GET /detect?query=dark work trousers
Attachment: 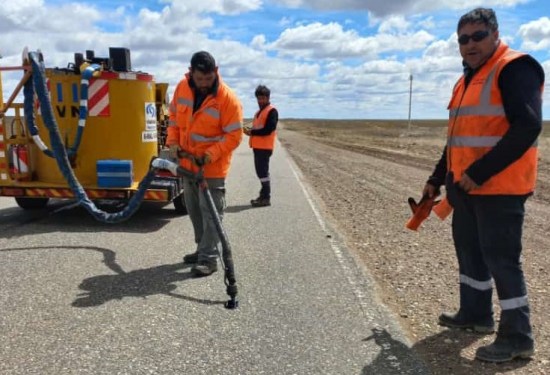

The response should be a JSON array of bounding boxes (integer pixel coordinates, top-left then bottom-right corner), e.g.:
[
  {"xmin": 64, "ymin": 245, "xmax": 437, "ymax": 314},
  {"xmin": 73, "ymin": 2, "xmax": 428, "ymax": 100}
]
[
  {"xmin": 253, "ymin": 148, "xmax": 273, "ymax": 199},
  {"xmin": 448, "ymin": 180, "xmax": 532, "ymax": 344}
]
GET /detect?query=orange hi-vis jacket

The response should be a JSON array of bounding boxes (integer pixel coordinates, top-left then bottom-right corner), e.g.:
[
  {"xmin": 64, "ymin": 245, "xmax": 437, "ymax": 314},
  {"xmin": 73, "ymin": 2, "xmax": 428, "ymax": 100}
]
[
  {"xmin": 166, "ymin": 73, "xmax": 243, "ymax": 178},
  {"xmin": 249, "ymin": 104, "xmax": 276, "ymax": 150},
  {"xmin": 447, "ymin": 43, "xmax": 540, "ymax": 195}
]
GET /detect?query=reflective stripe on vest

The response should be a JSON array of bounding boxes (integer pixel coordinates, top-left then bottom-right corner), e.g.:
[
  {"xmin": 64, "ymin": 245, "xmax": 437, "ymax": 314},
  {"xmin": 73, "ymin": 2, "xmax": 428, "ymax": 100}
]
[
  {"xmin": 204, "ymin": 107, "xmax": 220, "ymax": 119},
  {"xmin": 191, "ymin": 133, "xmax": 225, "ymax": 142},
  {"xmin": 177, "ymin": 97, "xmax": 193, "ymax": 108},
  {"xmin": 169, "ymin": 73, "xmax": 243, "ymax": 178},
  {"xmin": 224, "ymin": 122, "xmax": 241, "ymax": 133}
]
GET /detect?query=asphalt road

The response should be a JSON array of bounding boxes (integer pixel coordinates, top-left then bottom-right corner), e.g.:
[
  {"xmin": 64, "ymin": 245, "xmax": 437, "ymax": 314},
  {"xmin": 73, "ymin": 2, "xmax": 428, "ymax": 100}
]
[{"xmin": 0, "ymin": 141, "xmax": 430, "ymax": 374}]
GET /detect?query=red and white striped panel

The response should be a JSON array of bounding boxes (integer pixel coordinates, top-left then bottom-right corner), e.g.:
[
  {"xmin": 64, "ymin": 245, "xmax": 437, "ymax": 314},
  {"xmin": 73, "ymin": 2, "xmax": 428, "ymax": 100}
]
[{"xmin": 88, "ymin": 79, "xmax": 110, "ymax": 116}]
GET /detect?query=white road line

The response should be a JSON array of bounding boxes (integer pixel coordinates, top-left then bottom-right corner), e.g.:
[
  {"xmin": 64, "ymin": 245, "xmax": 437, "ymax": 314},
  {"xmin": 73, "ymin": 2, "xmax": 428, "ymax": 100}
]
[
  {"xmin": 283, "ymin": 149, "xmax": 374, "ymax": 322},
  {"xmin": 282, "ymin": 146, "xmax": 421, "ymax": 372}
]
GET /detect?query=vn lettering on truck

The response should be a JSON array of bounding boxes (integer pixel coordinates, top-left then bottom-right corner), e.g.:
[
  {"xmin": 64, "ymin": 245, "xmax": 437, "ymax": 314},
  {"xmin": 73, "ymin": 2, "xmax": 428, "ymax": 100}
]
[{"xmin": 55, "ymin": 105, "xmax": 80, "ymax": 118}]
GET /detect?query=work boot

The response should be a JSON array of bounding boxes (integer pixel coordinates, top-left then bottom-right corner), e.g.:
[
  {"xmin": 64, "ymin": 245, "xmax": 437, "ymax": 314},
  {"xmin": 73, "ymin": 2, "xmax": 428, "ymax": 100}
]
[
  {"xmin": 191, "ymin": 262, "xmax": 218, "ymax": 277},
  {"xmin": 183, "ymin": 252, "xmax": 199, "ymax": 264},
  {"xmin": 438, "ymin": 312, "xmax": 495, "ymax": 333},
  {"xmin": 475, "ymin": 337, "xmax": 534, "ymax": 363},
  {"xmin": 251, "ymin": 197, "xmax": 270, "ymax": 207}
]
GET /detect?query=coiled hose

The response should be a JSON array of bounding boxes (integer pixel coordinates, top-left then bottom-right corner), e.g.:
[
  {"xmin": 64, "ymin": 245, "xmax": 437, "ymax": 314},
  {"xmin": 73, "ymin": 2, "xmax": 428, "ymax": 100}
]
[
  {"xmin": 24, "ymin": 62, "xmax": 100, "ymax": 159},
  {"xmin": 23, "ymin": 51, "xmax": 155, "ymax": 223}
]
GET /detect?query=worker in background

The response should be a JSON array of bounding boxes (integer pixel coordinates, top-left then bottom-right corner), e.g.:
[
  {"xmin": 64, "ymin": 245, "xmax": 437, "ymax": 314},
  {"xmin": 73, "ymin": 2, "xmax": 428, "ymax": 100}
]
[
  {"xmin": 167, "ymin": 51, "xmax": 243, "ymax": 277},
  {"xmin": 244, "ymin": 85, "xmax": 279, "ymax": 207},
  {"xmin": 420, "ymin": 8, "xmax": 544, "ymax": 363}
]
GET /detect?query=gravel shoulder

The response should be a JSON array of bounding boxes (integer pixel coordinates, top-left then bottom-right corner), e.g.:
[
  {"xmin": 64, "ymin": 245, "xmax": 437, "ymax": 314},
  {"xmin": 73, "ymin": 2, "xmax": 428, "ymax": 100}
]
[{"xmin": 278, "ymin": 120, "xmax": 550, "ymax": 375}]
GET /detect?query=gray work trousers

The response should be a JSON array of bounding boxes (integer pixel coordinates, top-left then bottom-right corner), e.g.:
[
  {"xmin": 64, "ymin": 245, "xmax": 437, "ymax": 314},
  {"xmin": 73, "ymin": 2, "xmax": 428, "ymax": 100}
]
[{"xmin": 183, "ymin": 177, "xmax": 226, "ymax": 264}]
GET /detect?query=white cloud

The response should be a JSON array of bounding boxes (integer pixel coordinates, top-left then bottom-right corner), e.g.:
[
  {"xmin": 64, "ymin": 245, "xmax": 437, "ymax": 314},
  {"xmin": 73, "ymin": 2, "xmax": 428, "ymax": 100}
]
[
  {"xmin": 518, "ymin": 17, "xmax": 550, "ymax": 50},
  {"xmin": 378, "ymin": 16, "xmax": 410, "ymax": 33},
  {"xmin": 269, "ymin": 22, "xmax": 376, "ymax": 59},
  {"xmin": 251, "ymin": 34, "xmax": 268, "ymax": 50},
  {"xmin": 279, "ymin": 16, "xmax": 292, "ymax": 27},
  {"xmin": 271, "ymin": 0, "xmax": 531, "ymax": 16},
  {"xmin": 167, "ymin": 0, "xmax": 262, "ymax": 15},
  {"xmin": 0, "ymin": 0, "xmax": 548, "ymax": 119},
  {"xmin": 418, "ymin": 16, "xmax": 436, "ymax": 30},
  {"xmin": 268, "ymin": 22, "xmax": 435, "ymax": 60}
]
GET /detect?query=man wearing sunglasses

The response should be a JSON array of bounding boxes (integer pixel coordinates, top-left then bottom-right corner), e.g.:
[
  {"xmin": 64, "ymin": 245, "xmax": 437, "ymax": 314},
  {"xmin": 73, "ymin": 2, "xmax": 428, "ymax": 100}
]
[{"xmin": 420, "ymin": 8, "xmax": 544, "ymax": 362}]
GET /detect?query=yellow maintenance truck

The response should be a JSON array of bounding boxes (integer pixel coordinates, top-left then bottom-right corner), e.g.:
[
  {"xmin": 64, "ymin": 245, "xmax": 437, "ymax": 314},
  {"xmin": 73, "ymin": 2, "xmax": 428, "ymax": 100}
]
[{"xmin": 0, "ymin": 48, "xmax": 186, "ymax": 219}]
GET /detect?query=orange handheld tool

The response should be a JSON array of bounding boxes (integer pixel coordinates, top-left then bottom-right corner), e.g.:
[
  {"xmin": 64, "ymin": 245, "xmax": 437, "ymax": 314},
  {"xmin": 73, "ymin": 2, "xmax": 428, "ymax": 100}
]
[{"xmin": 406, "ymin": 194, "xmax": 437, "ymax": 231}]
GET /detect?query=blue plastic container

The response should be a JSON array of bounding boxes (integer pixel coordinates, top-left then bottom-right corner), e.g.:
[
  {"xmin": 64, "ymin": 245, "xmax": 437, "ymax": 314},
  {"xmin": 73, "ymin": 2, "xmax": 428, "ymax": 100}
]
[{"xmin": 96, "ymin": 159, "xmax": 133, "ymax": 188}]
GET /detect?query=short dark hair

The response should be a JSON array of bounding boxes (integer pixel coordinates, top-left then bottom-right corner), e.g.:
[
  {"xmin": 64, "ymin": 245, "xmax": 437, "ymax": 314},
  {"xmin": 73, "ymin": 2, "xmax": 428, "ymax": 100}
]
[
  {"xmin": 190, "ymin": 51, "xmax": 216, "ymax": 73},
  {"xmin": 255, "ymin": 85, "xmax": 270, "ymax": 98},
  {"xmin": 457, "ymin": 8, "xmax": 498, "ymax": 32}
]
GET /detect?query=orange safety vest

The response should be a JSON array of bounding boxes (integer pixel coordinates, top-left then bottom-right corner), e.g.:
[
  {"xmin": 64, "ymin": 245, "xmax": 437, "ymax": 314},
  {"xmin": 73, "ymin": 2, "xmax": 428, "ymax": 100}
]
[
  {"xmin": 249, "ymin": 104, "xmax": 277, "ymax": 150},
  {"xmin": 166, "ymin": 73, "xmax": 243, "ymax": 178},
  {"xmin": 447, "ymin": 43, "xmax": 541, "ymax": 195}
]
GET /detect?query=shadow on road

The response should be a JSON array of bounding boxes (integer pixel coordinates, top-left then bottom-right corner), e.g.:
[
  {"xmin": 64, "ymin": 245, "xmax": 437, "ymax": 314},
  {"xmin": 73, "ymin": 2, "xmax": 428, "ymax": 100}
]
[
  {"xmin": 361, "ymin": 328, "xmax": 532, "ymax": 375},
  {"xmin": 225, "ymin": 204, "xmax": 255, "ymax": 213},
  {"xmin": 73, "ymin": 262, "xmax": 225, "ymax": 308},
  {"xmin": 0, "ymin": 200, "xmax": 180, "ymax": 238},
  {"xmin": 0, "ymin": 245, "xmax": 226, "ymax": 308},
  {"xmin": 361, "ymin": 328, "xmax": 430, "ymax": 374}
]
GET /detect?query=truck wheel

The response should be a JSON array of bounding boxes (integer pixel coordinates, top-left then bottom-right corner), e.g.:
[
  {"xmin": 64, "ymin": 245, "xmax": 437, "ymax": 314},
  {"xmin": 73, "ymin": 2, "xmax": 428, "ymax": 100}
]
[
  {"xmin": 173, "ymin": 193, "xmax": 187, "ymax": 215},
  {"xmin": 15, "ymin": 197, "xmax": 50, "ymax": 210}
]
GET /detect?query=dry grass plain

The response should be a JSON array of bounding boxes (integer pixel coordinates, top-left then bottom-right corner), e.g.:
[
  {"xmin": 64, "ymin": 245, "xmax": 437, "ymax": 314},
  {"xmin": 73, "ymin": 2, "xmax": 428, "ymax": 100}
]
[{"xmin": 278, "ymin": 119, "xmax": 550, "ymax": 375}]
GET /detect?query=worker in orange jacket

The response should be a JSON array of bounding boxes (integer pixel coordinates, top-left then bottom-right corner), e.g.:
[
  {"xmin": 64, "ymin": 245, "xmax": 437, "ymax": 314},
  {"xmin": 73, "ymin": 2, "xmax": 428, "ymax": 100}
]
[
  {"xmin": 244, "ymin": 85, "xmax": 278, "ymax": 207},
  {"xmin": 421, "ymin": 8, "xmax": 544, "ymax": 363},
  {"xmin": 166, "ymin": 51, "xmax": 243, "ymax": 277}
]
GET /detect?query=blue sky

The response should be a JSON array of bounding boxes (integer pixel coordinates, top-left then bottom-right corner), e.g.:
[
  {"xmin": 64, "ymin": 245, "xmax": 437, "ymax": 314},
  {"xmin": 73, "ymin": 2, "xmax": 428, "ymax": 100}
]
[{"xmin": 1, "ymin": 0, "xmax": 549, "ymax": 119}]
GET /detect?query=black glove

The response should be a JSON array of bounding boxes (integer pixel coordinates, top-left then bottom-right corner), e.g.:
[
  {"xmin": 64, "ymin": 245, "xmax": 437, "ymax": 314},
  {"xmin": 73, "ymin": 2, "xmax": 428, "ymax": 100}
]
[{"xmin": 194, "ymin": 154, "xmax": 211, "ymax": 166}]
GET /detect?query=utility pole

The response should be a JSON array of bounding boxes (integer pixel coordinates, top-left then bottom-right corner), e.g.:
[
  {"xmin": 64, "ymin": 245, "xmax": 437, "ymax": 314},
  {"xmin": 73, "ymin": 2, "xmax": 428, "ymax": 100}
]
[{"xmin": 407, "ymin": 73, "xmax": 413, "ymax": 132}]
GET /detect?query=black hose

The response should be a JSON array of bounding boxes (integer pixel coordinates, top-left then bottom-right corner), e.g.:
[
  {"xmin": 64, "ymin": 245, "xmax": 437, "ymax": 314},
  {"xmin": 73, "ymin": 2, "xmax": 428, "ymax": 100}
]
[
  {"xmin": 200, "ymin": 180, "xmax": 238, "ymax": 309},
  {"xmin": 151, "ymin": 157, "xmax": 239, "ymax": 308}
]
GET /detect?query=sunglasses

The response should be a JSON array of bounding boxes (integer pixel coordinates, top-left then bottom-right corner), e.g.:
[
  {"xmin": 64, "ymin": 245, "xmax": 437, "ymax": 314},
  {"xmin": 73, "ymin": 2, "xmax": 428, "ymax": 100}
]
[{"xmin": 458, "ymin": 30, "xmax": 490, "ymax": 45}]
